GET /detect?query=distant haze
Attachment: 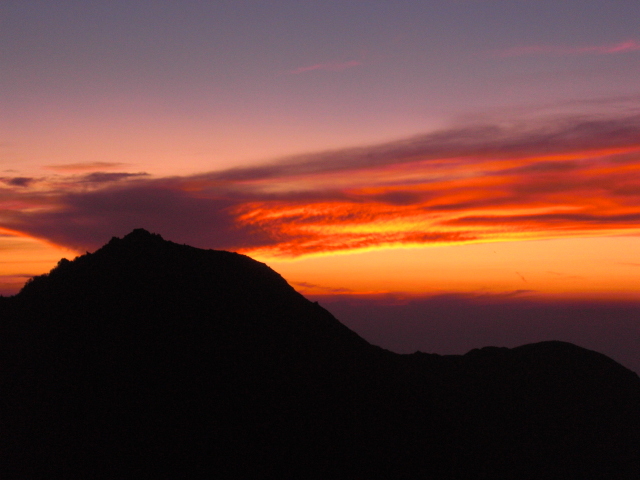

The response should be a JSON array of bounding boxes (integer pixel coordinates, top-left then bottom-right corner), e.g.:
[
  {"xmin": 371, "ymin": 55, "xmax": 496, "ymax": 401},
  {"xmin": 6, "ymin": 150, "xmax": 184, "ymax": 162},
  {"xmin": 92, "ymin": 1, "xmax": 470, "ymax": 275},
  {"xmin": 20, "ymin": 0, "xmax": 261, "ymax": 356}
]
[{"xmin": 315, "ymin": 294, "xmax": 640, "ymax": 375}]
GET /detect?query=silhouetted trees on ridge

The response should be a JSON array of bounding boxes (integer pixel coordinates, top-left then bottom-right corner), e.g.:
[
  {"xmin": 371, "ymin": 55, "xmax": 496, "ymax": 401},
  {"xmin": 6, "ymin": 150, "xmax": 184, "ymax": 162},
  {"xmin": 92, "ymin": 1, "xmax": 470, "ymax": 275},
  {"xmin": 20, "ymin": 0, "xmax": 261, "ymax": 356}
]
[{"xmin": 1, "ymin": 229, "xmax": 638, "ymax": 479}]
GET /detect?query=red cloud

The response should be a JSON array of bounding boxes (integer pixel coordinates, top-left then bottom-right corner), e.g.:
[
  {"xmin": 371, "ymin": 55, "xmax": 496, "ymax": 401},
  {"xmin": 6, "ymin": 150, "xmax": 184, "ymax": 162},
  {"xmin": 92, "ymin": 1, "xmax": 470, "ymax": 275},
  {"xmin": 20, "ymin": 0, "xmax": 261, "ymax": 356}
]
[{"xmin": 3, "ymin": 114, "xmax": 640, "ymax": 257}]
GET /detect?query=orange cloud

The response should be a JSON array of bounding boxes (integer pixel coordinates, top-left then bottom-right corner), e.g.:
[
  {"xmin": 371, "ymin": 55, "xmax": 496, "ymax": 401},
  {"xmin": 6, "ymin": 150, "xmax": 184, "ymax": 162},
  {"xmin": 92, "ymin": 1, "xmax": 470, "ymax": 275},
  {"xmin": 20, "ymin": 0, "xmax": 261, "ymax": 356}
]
[{"xmin": 2, "ymin": 114, "xmax": 640, "ymax": 260}]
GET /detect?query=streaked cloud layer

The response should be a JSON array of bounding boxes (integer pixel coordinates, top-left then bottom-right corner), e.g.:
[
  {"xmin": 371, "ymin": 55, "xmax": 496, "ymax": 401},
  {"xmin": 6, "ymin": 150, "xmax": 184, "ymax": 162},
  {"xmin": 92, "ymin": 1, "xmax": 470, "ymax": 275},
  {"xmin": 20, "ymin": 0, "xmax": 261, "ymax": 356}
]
[
  {"xmin": 3, "ymin": 113, "xmax": 640, "ymax": 259},
  {"xmin": 498, "ymin": 39, "xmax": 640, "ymax": 57}
]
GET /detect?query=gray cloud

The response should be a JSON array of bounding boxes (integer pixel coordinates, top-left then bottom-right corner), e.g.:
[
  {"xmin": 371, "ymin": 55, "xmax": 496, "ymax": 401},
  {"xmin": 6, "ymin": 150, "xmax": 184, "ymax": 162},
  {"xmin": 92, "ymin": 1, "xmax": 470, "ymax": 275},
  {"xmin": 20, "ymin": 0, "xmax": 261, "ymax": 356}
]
[
  {"xmin": 2, "ymin": 177, "xmax": 35, "ymax": 187},
  {"xmin": 3, "ymin": 186, "xmax": 278, "ymax": 252},
  {"xmin": 80, "ymin": 172, "xmax": 149, "ymax": 183},
  {"xmin": 192, "ymin": 114, "xmax": 640, "ymax": 184}
]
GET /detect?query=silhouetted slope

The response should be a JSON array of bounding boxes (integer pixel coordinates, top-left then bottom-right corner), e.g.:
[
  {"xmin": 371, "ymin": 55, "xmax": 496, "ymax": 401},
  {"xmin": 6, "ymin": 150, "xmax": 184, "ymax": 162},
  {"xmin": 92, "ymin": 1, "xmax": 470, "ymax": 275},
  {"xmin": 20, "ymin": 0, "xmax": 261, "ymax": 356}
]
[{"xmin": 1, "ymin": 229, "xmax": 639, "ymax": 479}]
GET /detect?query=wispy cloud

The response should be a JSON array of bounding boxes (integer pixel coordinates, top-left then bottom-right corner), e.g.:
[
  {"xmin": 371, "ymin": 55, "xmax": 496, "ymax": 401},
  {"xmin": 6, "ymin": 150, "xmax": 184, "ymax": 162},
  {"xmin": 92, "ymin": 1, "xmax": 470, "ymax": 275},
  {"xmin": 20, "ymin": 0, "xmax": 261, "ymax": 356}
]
[
  {"xmin": 287, "ymin": 60, "xmax": 362, "ymax": 74},
  {"xmin": 1, "ymin": 177, "xmax": 35, "ymax": 187},
  {"xmin": 79, "ymin": 172, "xmax": 149, "ymax": 184},
  {"xmin": 2, "ymin": 113, "xmax": 640, "ymax": 257},
  {"xmin": 546, "ymin": 271, "xmax": 583, "ymax": 280},
  {"xmin": 497, "ymin": 39, "xmax": 640, "ymax": 57},
  {"xmin": 292, "ymin": 281, "xmax": 354, "ymax": 294},
  {"xmin": 45, "ymin": 162, "xmax": 130, "ymax": 172}
]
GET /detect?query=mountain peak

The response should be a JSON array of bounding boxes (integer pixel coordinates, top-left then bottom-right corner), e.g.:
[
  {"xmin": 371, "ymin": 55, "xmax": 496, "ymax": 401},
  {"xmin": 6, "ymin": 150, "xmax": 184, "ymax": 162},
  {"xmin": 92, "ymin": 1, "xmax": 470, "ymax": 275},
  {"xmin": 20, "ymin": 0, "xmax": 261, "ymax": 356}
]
[
  {"xmin": 16, "ymin": 227, "xmax": 372, "ymax": 355},
  {"xmin": 122, "ymin": 228, "xmax": 162, "ymax": 241},
  {"xmin": 111, "ymin": 228, "xmax": 166, "ymax": 246},
  {"xmin": 3, "ymin": 231, "xmax": 639, "ymax": 478}
]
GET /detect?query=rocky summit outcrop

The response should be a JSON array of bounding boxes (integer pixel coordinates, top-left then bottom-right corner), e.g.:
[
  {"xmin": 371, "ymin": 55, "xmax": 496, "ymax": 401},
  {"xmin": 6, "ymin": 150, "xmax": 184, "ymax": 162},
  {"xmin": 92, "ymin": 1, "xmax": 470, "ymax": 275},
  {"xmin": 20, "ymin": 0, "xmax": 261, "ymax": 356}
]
[{"xmin": 1, "ymin": 229, "xmax": 639, "ymax": 479}]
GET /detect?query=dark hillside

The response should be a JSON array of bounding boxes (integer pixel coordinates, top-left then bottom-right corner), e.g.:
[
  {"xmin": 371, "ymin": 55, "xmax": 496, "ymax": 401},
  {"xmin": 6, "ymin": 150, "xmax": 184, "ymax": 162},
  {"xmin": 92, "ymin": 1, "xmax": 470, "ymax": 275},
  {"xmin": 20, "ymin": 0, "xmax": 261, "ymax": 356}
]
[{"xmin": 1, "ymin": 229, "xmax": 638, "ymax": 479}]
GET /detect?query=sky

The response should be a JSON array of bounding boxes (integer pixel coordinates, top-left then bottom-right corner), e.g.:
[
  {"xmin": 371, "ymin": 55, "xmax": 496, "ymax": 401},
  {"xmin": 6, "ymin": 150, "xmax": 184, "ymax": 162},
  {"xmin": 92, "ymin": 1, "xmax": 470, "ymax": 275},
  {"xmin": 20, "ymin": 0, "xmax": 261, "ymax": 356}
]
[{"xmin": 2, "ymin": 1, "xmax": 640, "ymax": 371}]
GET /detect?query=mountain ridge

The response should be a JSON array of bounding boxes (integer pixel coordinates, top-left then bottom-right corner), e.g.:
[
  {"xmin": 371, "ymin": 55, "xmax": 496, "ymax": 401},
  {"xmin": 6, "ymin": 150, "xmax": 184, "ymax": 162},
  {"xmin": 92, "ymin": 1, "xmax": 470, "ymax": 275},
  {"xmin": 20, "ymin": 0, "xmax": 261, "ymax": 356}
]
[{"xmin": 2, "ymin": 229, "xmax": 638, "ymax": 479}]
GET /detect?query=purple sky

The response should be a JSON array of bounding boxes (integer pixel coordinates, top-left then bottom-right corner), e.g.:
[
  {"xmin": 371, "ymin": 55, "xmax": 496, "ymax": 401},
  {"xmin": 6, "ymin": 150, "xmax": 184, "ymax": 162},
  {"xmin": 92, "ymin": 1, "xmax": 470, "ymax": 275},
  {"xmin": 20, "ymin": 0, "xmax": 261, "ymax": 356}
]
[{"xmin": 4, "ymin": 1, "xmax": 640, "ymax": 176}]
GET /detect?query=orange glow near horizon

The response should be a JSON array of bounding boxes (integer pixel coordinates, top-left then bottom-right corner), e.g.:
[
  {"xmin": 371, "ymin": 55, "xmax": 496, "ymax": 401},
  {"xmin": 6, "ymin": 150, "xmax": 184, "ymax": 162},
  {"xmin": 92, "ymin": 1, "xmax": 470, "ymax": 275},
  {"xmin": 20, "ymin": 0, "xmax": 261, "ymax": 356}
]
[
  {"xmin": 2, "ymin": 136, "xmax": 640, "ymax": 300},
  {"xmin": 229, "ymin": 144, "xmax": 640, "ymax": 300},
  {"xmin": 261, "ymin": 235, "xmax": 640, "ymax": 300},
  {"xmin": 0, "ymin": 230, "xmax": 80, "ymax": 295}
]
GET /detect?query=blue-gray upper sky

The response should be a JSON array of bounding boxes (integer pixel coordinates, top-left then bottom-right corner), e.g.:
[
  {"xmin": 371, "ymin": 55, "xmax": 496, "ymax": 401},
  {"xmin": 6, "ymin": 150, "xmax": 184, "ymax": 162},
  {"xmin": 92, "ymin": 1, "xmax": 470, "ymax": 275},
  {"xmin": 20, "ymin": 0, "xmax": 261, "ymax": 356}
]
[{"xmin": 3, "ymin": 0, "xmax": 640, "ymax": 176}]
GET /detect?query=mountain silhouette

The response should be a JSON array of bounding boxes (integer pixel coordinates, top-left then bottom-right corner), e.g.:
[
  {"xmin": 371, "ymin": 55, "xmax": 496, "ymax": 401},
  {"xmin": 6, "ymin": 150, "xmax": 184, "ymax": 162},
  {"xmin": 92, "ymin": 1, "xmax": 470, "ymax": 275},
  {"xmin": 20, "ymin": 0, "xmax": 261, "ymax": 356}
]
[{"xmin": 1, "ymin": 229, "xmax": 638, "ymax": 479}]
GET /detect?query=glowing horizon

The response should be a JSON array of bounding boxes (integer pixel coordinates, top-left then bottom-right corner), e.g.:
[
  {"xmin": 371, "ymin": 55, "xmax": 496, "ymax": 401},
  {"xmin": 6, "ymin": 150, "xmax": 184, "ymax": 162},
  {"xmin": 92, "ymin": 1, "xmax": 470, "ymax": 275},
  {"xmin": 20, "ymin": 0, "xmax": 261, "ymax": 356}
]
[
  {"xmin": 2, "ymin": 115, "xmax": 640, "ymax": 299},
  {"xmin": 2, "ymin": 2, "xmax": 640, "ymax": 303}
]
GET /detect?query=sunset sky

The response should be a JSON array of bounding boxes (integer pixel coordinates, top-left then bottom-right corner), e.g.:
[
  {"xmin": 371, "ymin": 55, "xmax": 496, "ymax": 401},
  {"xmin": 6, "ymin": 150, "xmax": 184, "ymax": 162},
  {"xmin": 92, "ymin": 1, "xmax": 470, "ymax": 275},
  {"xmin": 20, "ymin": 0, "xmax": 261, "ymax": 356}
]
[{"xmin": 2, "ymin": 2, "xmax": 640, "ymax": 370}]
